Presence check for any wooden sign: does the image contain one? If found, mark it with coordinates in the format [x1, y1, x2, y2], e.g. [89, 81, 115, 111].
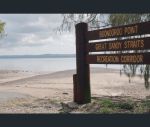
[88, 21, 150, 40]
[87, 52, 150, 64]
[88, 37, 150, 52]
[74, 21, 150, 104]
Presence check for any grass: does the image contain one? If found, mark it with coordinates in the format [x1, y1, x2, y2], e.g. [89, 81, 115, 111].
[133, 100, 150, 113]
[114, 101, 134, 110]
[97, 98, 150, 114]
[98, 99, 115, 113]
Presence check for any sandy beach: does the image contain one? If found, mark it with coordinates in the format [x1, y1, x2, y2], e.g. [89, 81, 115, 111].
[0, 68, 149, 113]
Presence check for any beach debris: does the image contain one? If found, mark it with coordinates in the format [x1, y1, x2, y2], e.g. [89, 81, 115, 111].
[146, 96, 150, 100]
[60, 102, 79, 113]
[62, 92, 69, 95]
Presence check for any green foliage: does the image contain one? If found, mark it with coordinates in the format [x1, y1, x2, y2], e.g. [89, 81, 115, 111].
[99, 99, 115, 113]
[114, 101, 134, 110]
[98, 99, 134, 113]
[108, 14, 150, 88]
[142, 100, 150, 107]
[134, 100, 150, 113]
[108, 14, 143, 26]
[98, 98, 149, 113]
[0, 20, 6, 38]
[99, 99, 114, 108]
[108, 14, 142, 83]
[99, 107, 114, 114]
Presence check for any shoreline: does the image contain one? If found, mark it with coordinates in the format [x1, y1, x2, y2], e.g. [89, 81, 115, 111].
[0, 67, 149, 113]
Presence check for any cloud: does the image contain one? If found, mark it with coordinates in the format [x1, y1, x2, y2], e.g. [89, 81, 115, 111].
[0, 14, 75, 55]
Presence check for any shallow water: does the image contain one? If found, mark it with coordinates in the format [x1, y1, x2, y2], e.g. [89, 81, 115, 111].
[0, 57, 123, 72]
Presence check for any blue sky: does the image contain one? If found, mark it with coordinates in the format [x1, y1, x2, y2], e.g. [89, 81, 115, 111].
[0, 14, 75, 55]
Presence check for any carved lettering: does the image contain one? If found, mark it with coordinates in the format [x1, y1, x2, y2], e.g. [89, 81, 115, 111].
[99, 28, 123, 38]
[95, 43, 107, 51]
[124, 39, 144, 49]
[121, 55, 143, 63]
[96, 55, 143, 63]
[97, 56, 119, 63]
[99, 25, 138, 38]
[109, 42, 122, 50]
[124, 25, 138, 35]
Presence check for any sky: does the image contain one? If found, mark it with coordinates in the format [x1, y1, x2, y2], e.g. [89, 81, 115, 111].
[0, 14, 75, 55]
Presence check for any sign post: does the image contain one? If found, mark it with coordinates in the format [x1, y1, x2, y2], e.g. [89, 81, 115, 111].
[74, 23, 91, 104]
[74, 21, 150, 104]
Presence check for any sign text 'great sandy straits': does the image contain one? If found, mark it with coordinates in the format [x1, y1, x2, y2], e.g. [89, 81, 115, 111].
[88, 37, 150, 52]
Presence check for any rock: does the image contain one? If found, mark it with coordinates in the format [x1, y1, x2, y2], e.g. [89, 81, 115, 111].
[60, 102, 72, 113]
[67, 102, 78, 109]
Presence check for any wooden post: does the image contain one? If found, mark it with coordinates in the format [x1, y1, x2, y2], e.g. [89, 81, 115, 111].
[73, 74, 77, 102]
[74, 22, 91, 104]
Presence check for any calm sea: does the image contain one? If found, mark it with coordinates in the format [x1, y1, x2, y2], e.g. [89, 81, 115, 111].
[0, 58, 122, 73]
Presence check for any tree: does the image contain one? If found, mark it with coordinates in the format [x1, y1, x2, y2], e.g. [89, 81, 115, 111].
[58, 14, 110, 70]
[108, 14, 150, 89]
[144, 65, 150, 89]
[0, 20, 6, 38]
[59, 14, 150, 89]
[58, 14, 109, 32]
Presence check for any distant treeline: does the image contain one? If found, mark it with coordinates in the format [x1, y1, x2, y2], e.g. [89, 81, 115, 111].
[0, 54, 76, 58]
